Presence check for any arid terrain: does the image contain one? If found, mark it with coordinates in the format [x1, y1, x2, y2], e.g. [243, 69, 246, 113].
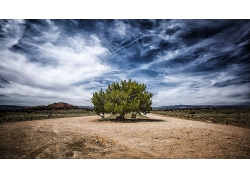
[0, 113, 250, 159]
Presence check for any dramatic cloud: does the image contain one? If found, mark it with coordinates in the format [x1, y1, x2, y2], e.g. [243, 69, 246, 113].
[0, 19, 249, 106]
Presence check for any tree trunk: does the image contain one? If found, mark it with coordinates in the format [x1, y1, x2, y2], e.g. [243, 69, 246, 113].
[131, 113, 136, 118]
[120, 114, 125, 120]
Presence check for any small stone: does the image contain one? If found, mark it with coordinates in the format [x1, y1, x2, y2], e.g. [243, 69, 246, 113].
[95, 140, 98, 143]
[108, 141, 112, 143]
[186, 131, 190, 133]
[154, 137, 157, 139]
[226, 137, 232, 139]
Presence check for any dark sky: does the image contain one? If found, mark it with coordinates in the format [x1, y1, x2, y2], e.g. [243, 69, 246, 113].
[0, 19, 250, 106]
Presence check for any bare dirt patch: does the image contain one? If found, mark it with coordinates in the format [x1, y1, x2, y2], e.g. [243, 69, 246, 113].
[0, 114, 250, 159]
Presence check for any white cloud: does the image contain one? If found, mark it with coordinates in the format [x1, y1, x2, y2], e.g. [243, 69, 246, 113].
[40, 20, 60, 42]
[114, 20, 127, 38]
[0, 21, 112, 106]
[152, 71, 250, 106]
[0, 20, 25, 49]
[162, 50, 179, 61]
[1, 20, 249, 107]
[152, 83, 250, 106]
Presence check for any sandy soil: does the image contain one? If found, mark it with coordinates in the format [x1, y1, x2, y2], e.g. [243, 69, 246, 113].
[0, 113, 250, 159]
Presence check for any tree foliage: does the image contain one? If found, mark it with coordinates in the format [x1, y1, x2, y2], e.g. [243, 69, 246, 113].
[91, 88, 106, 118]
[91, 79, 153, 119]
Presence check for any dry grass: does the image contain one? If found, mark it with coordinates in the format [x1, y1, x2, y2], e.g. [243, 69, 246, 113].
[152, 108, 250, 128]
[0, 109, 95, 124]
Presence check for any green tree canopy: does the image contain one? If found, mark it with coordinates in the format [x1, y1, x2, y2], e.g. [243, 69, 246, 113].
[91, 79, 153, 119]
[91, 88, 106, 118]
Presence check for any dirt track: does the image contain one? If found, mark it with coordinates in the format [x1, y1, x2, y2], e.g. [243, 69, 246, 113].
[0, 114, 250, 159]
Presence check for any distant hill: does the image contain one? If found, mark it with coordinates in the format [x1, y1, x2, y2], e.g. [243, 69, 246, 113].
[27, 102, 79, 110]
[152, 105, 250, 110]
[0, 102, 80, 111]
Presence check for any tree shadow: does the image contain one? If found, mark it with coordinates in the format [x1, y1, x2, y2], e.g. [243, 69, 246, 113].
[96, 118, 166, 123]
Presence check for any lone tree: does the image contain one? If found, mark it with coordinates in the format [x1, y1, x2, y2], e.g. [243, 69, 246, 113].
[91, 79, 153, 119]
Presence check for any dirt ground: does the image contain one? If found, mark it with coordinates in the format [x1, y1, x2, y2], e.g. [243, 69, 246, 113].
[0, 113, 250, 159]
